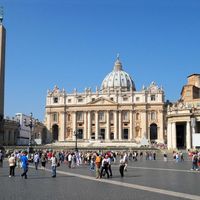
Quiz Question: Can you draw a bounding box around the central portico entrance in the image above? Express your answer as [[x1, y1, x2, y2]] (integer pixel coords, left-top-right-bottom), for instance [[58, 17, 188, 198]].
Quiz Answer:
[[176, 122, 186, 149]]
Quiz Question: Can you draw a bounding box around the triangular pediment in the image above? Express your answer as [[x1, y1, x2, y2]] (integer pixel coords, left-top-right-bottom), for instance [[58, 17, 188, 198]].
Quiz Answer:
[[87, 97, 116, 105]]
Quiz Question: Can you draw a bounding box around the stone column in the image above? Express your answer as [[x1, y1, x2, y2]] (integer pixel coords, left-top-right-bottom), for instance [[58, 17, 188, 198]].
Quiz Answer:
[[141, 111, 147, 138], [72, 111, 76, 141], [159, 111, 164, 143], [118, 111, 122, 140], [106, 111, 110, 140], [95, 111, 99, 140], [87, 111, 91, 140], [129, 111, 133, 140], [46, 112, 52, 142], [84, 112, 87, 140], [59, 112, 66, 141], [172, 122, 177, 149], [114, 111, 118, 140], [167, 122, 172, 149], [186, 121, 191, 150]]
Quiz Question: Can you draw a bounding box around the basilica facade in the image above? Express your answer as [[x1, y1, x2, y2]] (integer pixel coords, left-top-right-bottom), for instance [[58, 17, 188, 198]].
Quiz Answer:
[[45, 57, 166, 146]]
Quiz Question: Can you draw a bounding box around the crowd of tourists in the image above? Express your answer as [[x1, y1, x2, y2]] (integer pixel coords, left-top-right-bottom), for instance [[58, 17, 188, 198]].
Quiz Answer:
[[0, 149, 200, 179]]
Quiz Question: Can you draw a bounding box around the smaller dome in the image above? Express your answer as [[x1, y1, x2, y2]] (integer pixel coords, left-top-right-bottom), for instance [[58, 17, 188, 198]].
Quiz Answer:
[[101, 56, 136, 92]]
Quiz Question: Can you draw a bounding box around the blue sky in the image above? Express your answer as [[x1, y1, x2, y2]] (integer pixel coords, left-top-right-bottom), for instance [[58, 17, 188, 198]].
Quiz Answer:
[[1, 0, 200, 121]]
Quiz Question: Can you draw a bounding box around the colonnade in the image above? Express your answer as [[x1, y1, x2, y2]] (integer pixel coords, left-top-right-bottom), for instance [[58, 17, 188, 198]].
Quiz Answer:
[[69, 110, 135, 141]]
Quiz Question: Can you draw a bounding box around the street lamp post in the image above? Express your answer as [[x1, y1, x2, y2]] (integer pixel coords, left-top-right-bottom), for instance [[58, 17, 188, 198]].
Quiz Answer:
[[74, 130, 80, 152], [24, 112, 34, 154]]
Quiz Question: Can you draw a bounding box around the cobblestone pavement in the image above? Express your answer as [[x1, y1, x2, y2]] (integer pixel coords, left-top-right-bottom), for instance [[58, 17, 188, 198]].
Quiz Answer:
[[0, 155, 200, 200]]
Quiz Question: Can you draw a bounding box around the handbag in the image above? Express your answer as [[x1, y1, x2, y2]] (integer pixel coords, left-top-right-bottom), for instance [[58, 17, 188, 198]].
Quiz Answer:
[[57, 162, 60, 167]]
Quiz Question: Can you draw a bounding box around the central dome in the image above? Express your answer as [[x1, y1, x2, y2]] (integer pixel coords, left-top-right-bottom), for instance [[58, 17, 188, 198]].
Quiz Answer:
[[101, 56, 136, 92]]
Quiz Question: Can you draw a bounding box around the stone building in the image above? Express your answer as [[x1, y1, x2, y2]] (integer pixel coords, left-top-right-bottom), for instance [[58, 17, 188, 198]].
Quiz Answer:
[[0, 119, 19, 146], [167, 74, 200, 149], [15, 113, 47, 145], [45, 57, 166, 147]]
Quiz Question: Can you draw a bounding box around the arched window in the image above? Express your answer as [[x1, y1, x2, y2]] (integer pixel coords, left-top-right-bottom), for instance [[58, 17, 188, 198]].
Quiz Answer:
[[53, 97, 58, 103], [52, 124, 59, 141], [150, 123, 157, 140]]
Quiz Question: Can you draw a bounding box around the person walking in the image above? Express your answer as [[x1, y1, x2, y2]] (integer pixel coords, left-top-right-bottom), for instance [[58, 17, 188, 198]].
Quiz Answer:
[[123, 153, 128, 171], [41, 153, 47, 169], [163, 152, 168, 162], [68, 153, 72, 168], [8, 153, 16, 177], [100, 155, 109, 179], [107, 155, 113, 177], [95, 153, 101, 179], [50, 153, 57, 178], [34, 152, 40, 170], [191, 152, 198, 171], [119, 155, 125, 177], [20, 151, 29, 179], [0, 150, 4, 167]]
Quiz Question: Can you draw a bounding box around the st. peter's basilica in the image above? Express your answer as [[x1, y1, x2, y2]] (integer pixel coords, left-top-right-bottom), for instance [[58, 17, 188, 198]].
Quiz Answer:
[[45, 56, 165, 147]]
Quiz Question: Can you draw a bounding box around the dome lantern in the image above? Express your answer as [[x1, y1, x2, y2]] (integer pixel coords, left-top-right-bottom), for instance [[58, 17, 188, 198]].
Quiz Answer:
[[101, 55, 136, 92]]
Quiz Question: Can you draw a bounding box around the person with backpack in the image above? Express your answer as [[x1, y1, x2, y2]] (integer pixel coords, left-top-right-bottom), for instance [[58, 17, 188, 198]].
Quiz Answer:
[[191, 152, 198, 171], [100, 155, 109, 179], [95, 153, 101, 179]]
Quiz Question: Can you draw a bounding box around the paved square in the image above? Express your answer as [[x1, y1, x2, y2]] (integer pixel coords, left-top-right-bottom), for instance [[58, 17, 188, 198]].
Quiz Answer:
[[1, 154, 200, 200]]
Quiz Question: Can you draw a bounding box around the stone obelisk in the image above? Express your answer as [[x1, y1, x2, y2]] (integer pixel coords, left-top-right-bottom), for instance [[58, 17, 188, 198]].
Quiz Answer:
[[0, 8, 6, 121]]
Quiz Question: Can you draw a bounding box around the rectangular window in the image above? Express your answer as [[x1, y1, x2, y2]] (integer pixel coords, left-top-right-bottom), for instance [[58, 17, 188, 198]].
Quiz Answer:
[[8, 131, 11, 141], [151, 95, 156, 101], [78, 98, 83, 103], [77, 112, 83, 121], [151, 112, 156, 120], [122, 111, 129, 121], [53, 113, 58, 122], [186, 91, 191, 97], [123, 97, 128, 101], [136, 97, 140, 102], [68, 99, 71, 103], [53, 97, 58, 103], [99, 112, 105, 121], [110, 112, 114, 121]]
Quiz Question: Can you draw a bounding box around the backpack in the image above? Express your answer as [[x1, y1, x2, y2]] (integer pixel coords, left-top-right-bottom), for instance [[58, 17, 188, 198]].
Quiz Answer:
[[95, 156, 101, 163], [103, 160, 108, 167]]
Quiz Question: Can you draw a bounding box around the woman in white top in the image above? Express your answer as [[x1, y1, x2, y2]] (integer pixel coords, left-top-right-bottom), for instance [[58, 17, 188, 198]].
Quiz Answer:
[[8, 154, 16, 177], [50, 153, 57, 178], [119, 155, 125, 177]]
